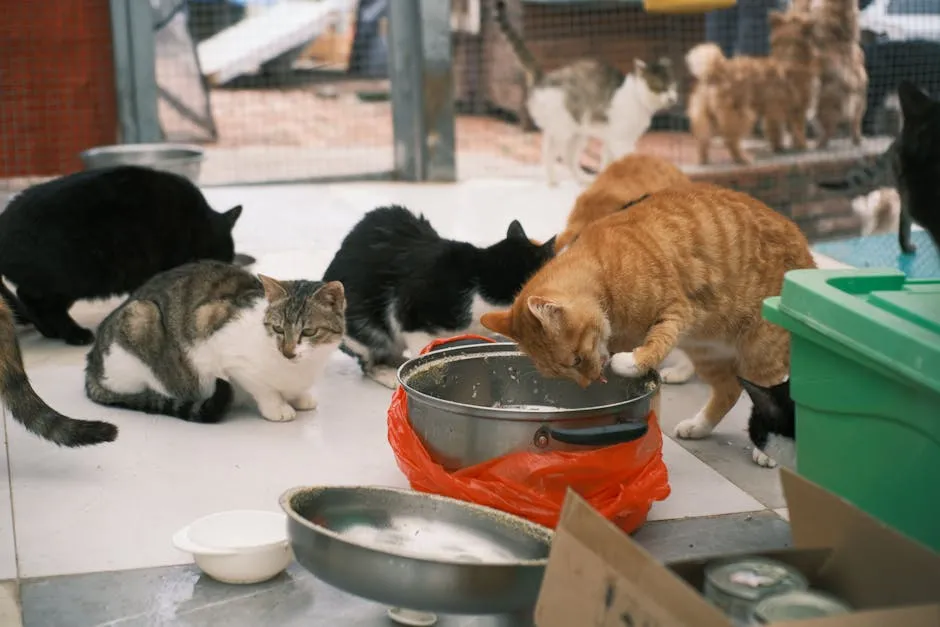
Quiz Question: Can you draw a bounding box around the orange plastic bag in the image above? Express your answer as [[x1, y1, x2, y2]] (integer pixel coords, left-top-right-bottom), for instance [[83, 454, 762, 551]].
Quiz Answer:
[[388, 335, 671, 532]]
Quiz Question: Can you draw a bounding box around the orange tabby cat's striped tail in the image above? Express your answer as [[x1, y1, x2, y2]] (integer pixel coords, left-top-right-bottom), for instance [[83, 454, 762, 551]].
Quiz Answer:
[[685, 43, 726, 81]]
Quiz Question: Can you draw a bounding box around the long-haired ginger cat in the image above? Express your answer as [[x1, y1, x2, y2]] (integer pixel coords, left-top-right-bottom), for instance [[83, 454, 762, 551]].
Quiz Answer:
[[482, 183, 816, 457], [686, 10, 819, 164], [556, 154, 695, 385]]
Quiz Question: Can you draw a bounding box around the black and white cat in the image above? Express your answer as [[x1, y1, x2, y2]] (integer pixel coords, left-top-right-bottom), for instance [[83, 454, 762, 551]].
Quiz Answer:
[[322, 205, 555, 388], [740, 377, 796, 470]]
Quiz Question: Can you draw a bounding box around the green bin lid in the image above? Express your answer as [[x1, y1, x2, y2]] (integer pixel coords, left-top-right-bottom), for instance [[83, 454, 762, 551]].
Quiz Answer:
[[763, 269, 940, 395]]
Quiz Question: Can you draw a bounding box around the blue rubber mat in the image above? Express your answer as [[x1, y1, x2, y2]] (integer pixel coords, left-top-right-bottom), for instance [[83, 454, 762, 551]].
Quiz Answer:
[[814, 230, 940, 279]]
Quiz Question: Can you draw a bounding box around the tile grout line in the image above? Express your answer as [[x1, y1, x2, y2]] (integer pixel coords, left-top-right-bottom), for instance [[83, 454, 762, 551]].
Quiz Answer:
[[1, 407, 22, 625]]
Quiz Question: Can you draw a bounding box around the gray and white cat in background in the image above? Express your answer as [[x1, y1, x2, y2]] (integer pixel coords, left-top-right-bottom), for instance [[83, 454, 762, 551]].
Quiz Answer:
[[495, 0, 678, 186], [85, 260, 346, 423]]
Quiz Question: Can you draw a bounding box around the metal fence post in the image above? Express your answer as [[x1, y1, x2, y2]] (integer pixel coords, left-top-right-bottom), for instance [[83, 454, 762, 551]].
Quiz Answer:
[[109, 0, 162, 144], [388, 0, 456, 182]]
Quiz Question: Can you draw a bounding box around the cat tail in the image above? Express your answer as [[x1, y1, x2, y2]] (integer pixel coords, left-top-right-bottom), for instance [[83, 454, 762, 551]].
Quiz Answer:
[[85, 377, 234, 424], [494, 1, 543, 84], [0, 278, 31, 325], [0, 298, 118, 447], [685, 43, 726, 81], [816, 149, 893, 194]]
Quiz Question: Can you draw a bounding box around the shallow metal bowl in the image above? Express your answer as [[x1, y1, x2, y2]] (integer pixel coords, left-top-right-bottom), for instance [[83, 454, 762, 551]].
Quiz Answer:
[[79, 143, 204, 183], [398, 342, 660, 470], [280, 485, 552, 615]]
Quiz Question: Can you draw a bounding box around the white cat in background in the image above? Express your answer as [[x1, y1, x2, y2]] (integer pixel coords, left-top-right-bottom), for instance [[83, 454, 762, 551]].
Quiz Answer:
[[495, 2, 677, 186]]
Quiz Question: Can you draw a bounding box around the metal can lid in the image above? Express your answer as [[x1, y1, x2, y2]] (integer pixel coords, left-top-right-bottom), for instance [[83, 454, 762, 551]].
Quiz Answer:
[[705, 558, 809, 602], [751, 590, 853, 623]]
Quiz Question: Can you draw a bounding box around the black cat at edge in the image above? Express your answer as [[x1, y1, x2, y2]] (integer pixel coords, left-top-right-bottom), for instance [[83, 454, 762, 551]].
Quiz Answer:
[[818, 81, 940, 255], [0, 166, 243, 346]]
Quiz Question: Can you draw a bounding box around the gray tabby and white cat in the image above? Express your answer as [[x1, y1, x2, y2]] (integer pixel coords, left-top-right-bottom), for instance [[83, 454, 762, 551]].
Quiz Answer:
[[495, 0, 678, 186], [85, 260, 345, 423]]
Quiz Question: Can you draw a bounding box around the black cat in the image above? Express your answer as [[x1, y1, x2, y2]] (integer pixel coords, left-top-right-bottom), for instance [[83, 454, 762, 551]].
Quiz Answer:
[[740, 377, 795, 470], [0, 166, 243, 345], [818, 81, 940, 255], [322, 205, 556, 388]]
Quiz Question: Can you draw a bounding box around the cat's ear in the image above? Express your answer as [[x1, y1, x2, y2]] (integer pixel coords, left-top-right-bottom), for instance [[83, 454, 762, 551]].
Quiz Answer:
[[542, 235, 558, 253], [258, 274, 288, 302], [481, 311, 513, 337], [507, 220, 527, 240], [633, 58, 647, 72], [222, 205, 243, 230], [526, 295, 563, 328], [898, 81, 932, 120], [738, 377, 787, 415], [315, 281, 346, 313]]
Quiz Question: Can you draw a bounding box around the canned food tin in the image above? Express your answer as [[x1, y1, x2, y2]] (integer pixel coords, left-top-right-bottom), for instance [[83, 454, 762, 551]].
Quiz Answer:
[[703, 557, 809, 625], [749, 590, 852, 624]]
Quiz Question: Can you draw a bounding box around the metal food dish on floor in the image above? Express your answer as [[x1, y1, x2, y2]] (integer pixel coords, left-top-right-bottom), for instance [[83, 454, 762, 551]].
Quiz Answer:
[[398, 341, 660, 470], [280, 485, 552, 615], [79, 143, 205, 183]]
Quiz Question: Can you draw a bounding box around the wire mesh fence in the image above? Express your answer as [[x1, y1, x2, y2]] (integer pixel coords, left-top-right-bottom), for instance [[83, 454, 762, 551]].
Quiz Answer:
[[450, 0, 939, 248], [2, 0, 939, 246], [0, 0, 396, 193]]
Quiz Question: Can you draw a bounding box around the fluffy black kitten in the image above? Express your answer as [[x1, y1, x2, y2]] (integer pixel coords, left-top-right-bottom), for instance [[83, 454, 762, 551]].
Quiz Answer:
[[322, 205, 556, 388], [861, 39, 940, 136], [0, 165, 242, 345], [818, 81, 940, 255], [739, 377, 795, 470]]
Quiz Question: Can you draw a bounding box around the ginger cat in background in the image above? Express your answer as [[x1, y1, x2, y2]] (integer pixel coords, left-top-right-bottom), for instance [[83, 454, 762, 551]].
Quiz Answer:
[[556, 153, 695, 385], [555, 154, 690, 252], [482, 183, 816, 454]]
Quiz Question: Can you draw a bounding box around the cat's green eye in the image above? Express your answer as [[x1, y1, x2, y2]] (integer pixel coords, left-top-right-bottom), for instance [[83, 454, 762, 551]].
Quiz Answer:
[[301, 328, 317, 337], [272, 325, 284, 334]]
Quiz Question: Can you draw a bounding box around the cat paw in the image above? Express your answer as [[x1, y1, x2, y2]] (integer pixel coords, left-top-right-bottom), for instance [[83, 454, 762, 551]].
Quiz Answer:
[[368, 367, 400, 390], [259, 401, 297, 422], [63, 327, 95, 346], [610, 352, 647, 378], [660, 362, 695, 384], [289, 392, 318, 411], [674, 413, 714, 440], [752, 447, 779, 468]]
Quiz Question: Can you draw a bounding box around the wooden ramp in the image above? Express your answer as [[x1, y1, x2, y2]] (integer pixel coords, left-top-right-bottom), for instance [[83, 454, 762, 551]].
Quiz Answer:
[[198, 0, 345, 86]]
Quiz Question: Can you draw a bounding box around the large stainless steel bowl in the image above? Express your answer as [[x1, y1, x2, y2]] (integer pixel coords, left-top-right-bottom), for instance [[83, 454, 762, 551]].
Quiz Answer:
[[280, 485, 552, 615], [398, 342, 660, 470], [79, 143, 204, 183]]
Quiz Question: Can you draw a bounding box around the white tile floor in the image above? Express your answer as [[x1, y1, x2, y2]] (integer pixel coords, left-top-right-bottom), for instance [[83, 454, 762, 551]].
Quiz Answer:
[[0, 180, 851, 580]]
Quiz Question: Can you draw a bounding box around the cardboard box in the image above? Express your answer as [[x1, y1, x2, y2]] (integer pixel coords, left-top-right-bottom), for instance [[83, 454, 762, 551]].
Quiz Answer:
[[535, 470, 940, 627]]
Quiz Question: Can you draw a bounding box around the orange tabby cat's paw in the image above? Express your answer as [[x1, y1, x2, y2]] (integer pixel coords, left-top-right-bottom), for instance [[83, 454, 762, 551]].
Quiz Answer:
[[610, 352, 648, 378]]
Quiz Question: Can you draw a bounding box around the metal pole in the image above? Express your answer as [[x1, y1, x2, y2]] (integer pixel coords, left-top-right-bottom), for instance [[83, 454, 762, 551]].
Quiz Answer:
[[388, 0, 456, 182], [109, 0, 162, 143]]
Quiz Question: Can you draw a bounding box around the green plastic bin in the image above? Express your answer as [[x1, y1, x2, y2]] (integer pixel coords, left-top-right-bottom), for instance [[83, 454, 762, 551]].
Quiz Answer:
[[763, 269, 940, 551]]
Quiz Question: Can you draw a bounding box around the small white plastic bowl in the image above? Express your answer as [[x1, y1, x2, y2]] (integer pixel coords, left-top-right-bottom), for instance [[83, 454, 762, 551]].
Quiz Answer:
[[172, 510, 293, 584]]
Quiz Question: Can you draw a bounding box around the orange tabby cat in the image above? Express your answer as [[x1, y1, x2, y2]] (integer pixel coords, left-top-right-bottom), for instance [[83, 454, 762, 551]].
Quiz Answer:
[[555, 154, 690, 252], [482, 182, 816, 440]]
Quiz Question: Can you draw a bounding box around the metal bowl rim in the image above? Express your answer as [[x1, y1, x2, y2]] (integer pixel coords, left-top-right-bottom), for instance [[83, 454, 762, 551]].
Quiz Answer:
[[79, 143, 205, 162], [396, 342, 661, 420], [279, 484, 553, 568]]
